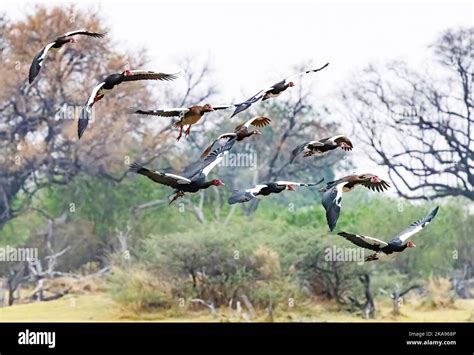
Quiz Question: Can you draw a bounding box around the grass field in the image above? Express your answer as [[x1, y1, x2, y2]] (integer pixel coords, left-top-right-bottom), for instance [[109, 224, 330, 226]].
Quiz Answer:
[[1, 293, 473, 322]]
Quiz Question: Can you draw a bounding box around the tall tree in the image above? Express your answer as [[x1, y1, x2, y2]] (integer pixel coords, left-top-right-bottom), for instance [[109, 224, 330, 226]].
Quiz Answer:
[[0, 6, 173, 231], [341, 28, 473, 200]]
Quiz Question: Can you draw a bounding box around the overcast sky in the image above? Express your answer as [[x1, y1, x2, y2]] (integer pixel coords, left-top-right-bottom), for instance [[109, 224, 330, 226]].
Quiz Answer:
[[3, 0, 473, 187], [4, 0, 472, 98]]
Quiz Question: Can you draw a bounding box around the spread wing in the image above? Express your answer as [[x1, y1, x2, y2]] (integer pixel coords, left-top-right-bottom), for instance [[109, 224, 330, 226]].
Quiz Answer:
[[187, 138, 236, 178], [321, 183, 344, 231], [239, 116, 271, 129], [283, 63, 330, 84], [390, 206, 439, 243], [332, 135, 354, 151], [289, 140, 323, 163], [228, 184, 269, 204], [78, 82, 105, 139], [230, 90, 266, 118], [28, 41, 56, 84], [133, 107, 189, 117], [360, 178, 391, 192], [275, 178, 324, 187], [121, 70, 180, 82], [63, 30, 106, 38], [85, 82, 106, 107], [129, 162, 191, 188], [337, 232, 388, 251], [228, 189, 257, 205], [200, 133, 237, 159], [212, 105, 234, 111]]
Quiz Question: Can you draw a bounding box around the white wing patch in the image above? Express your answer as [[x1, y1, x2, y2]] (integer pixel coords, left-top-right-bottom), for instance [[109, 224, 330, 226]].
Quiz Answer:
[[217, 133, 237, 140], [201, 150, 227, 176], [248, 184, 268, 194], [163, 173, 191, 184], [63, 29, 86, 37], [355, 234, 389, 248], [334, 183, 344, 207], [37, 42, 56, 66], [275, 181, 307, 186], [161, 107, 189, 112], [86, 82, 106, 106], [327, 135, 345, 143], [393, 207, 439, 243], [397, 224, 425, 243]]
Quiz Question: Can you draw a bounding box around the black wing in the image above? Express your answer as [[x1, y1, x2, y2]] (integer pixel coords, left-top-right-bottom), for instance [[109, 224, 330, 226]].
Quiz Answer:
[[78, 106, 91, 139], [321, 184, 343, 231], [228, 190, 256, 205], [121, 70, 180, 82], [133, 108, 186, 117], [185, 138, 237, 179], [28, 42, 55, 84], [129, 162, 191, 188], [63, 30, 106, 39], [200, 133, 237, 159], [212, 105, 233, 111], [360, 178, 391, 192], [289, 142, 308, 164], [230, 91, 265, 118], [337, 232, 388, 252]]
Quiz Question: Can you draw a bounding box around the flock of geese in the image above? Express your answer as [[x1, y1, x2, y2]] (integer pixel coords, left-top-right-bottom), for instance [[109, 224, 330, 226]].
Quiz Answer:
[[29, 30, 439, 262]]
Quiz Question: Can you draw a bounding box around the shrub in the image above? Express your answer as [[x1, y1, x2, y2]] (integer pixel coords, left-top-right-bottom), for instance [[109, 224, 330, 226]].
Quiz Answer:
[[108, 266, 173, 312]]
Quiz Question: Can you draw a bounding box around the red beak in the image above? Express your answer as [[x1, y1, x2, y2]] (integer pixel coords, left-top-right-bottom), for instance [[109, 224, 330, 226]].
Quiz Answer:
[[287, 185, 295, 191]]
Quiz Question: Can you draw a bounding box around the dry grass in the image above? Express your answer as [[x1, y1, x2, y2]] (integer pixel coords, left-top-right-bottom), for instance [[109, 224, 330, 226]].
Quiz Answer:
[[1, 292, 473, 322]]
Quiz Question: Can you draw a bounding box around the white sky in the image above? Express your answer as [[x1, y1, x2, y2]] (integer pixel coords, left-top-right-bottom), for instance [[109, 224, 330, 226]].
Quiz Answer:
[[4, 0, 472, 99], [3, 0, 473, 190]]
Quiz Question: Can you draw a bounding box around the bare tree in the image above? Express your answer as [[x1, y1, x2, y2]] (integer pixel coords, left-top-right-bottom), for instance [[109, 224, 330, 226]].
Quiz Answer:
[[348, 274, 375, 319], [220, 63, 344, 214], [341, 27, 473, 200], [0, 6, 167, 231]]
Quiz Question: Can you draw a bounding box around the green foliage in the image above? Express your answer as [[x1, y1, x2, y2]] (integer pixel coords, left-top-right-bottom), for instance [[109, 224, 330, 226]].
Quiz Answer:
[[2, 169, 472, 312]]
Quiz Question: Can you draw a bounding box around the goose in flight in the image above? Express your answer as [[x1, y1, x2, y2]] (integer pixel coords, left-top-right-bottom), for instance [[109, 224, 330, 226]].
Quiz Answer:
[[338, 207, 439, 262], [231, 63, 329, 117], [29, 30, 106, 84], [78, 69, 179, 138], [320, 174, 390, 231]]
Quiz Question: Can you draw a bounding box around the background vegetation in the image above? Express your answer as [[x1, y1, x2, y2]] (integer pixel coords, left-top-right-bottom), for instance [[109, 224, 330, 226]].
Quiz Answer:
[[0, 6, 472, 321]]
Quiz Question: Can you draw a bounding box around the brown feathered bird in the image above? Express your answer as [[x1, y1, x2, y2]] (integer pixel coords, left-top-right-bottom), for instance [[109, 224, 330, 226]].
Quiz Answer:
[[320, 174, 390, 231], [200, 116, 271, 158], [133, 104, 232, 141]]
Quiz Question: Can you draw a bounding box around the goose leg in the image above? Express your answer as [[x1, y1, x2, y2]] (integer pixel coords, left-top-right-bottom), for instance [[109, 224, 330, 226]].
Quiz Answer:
[[93, 94, 104, 103], [169, 191, 185, 204], [185, 125, 192, 137], [176, 125, 183, 141]]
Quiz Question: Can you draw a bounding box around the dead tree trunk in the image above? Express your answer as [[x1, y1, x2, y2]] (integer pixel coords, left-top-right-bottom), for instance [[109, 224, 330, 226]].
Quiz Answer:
[[360, 274, 375, 319], [0, 277, 4, 307], [451, 264, 473, 299], [6, 262, 26, 306], [391, 284, 422, 315], [348, 274, 375, 319]]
